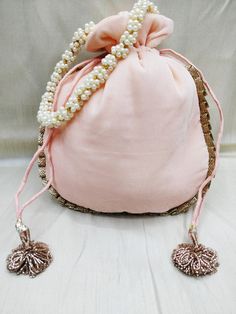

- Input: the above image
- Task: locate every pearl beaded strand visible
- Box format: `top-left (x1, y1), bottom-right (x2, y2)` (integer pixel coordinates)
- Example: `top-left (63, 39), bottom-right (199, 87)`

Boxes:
top-left (37, 1), bottom-right (159, 128)
top-left (37, 21), bottom-right (95, 128)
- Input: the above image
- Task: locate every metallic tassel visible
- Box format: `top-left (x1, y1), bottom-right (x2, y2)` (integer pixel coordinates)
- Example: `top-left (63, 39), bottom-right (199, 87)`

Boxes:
top-left (6, 219), bottom-right (53, 278)
top-left (172, 227), bottom-right (219, 277)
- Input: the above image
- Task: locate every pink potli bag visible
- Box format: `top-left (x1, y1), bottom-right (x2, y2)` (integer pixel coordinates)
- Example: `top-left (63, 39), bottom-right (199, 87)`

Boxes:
top-left (6, 0), bottom-right (224, 278)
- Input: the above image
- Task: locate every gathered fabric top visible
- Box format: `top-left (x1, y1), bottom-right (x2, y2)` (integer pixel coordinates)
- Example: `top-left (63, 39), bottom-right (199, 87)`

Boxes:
top-left (86, 11), bottom-right (174, 52)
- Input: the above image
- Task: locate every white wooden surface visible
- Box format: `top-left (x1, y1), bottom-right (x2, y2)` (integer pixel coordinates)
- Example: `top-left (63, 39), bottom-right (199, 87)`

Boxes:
top-left (0, 154), bottom-right (236, 314)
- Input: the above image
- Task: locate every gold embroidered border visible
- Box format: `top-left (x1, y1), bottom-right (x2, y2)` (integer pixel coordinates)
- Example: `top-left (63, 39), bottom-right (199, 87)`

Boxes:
top-left (37, 64), bottom-right (216, 216)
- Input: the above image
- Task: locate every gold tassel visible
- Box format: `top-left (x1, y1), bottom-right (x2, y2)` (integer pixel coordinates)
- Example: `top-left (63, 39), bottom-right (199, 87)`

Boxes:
top-left (172, 226), bottom-right (219, 277)
top-left (6, 219), bottom-right (53, 278)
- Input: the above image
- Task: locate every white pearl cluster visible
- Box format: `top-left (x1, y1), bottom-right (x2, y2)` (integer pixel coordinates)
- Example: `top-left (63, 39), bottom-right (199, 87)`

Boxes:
top-left (37, 1), bottom-right (159, 128)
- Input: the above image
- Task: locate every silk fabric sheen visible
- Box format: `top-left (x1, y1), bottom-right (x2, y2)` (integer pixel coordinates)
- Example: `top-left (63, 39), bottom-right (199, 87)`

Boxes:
top-left (45, 12), bottom-right (209, 213)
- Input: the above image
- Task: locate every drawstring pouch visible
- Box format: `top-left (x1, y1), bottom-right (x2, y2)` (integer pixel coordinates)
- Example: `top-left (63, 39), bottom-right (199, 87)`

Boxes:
top-left (6, 0), bottom-right (224, 278)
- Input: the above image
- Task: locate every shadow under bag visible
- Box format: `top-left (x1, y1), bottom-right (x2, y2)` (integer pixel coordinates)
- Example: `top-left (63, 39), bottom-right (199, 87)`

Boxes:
top-left (6, 0), bottom-right (224, 278)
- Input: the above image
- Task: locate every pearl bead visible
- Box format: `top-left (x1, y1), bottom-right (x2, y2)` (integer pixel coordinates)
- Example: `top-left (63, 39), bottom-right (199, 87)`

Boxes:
top-left (84, 90), bottom-right (91, 96)
top-left (81, 94), bottom-right (88, 100)
top-left (75, 87), bottom-right (83, 95)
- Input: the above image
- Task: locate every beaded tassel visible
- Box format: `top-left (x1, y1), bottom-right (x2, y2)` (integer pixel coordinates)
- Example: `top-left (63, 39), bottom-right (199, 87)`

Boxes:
top-left (171, 226), bottom-right (219, 277)
top-left (6, 219), bottom-right (53, 278)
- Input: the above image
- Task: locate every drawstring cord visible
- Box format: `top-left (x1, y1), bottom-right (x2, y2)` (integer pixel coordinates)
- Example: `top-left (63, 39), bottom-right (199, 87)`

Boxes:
top-left (160, 48), bottom-right (224, 231)
top-left (6, 56), bottom-right (104, 278)
top-left (15, 57), bottom-right (102, 221)
top-left (163, 49), bottom-right (223, 276)
top-left (192, 77), bottom-right (224, 226)
top-left (15, 129), bottom-right (54, 219)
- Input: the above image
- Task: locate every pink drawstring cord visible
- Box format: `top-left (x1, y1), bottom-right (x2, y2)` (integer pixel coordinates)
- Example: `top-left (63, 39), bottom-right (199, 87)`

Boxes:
top-left (15, 130), bottom-right (54, 219)
top-left (15, 56), bottom-right (103, 221)
top-left (160, 49), bottom-right (224, 228)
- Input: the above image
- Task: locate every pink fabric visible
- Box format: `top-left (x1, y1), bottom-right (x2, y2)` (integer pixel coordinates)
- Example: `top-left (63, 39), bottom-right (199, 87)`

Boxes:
top-left (85, 12), bottom-right (174, 52)
top-left (44, 12), bottom-right (210, 213)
